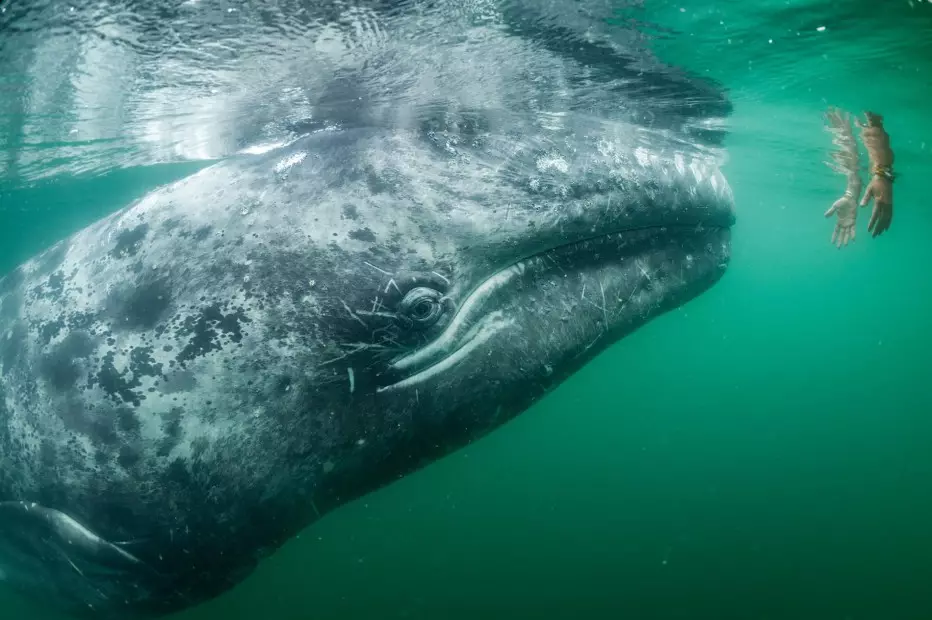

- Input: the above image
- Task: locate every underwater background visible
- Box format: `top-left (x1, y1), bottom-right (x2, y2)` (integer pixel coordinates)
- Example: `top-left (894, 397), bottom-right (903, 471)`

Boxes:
top-left (2, 0), bottom-right (932, 618)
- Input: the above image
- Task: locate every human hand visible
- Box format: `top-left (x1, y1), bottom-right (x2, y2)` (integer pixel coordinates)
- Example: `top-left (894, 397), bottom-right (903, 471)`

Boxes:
top-left (859, 111), bottom-right (885, 129)
top-left (825, 107), bottom-right (853, 132)
top-left (824, 191), bottom-right (859, 248)
top-left (860, 174), bottom-right (893, 237)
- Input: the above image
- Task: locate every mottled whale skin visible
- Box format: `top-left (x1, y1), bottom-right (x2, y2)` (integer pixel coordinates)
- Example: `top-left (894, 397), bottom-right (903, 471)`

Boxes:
top-left (0, 3), bottom-right (735, 618)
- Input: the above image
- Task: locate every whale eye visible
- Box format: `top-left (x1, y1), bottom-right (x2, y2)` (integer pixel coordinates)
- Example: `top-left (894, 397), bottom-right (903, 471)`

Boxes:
top-left (398, 287), bottom-right (444, 328)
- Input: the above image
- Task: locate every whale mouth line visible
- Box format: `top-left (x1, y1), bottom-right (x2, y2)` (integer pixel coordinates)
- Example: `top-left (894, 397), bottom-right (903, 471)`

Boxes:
top-left (377, 312), bottom-right (514, 393)
top-left (377, 221), bottom-right (731, 393)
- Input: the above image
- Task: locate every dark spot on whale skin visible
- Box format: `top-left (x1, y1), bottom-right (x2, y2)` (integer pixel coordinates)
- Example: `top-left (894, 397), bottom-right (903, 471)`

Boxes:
top-left (39, 439), bottom-right (57, 467)
top-left (111, 223), bottom-right (149, 259)
top-left (38, 319), bottom-right (64, 346)
top-left (109, 276), bottom-right (172, 331)
top-left (57, 398), bottom-right (121, 447)
top-left (39, 331), bottom-right (94, 392)
top-left (341, 204), bottom-right (359, 220)
top-left (46, 271), bottom-right (65, 298)
top-left (0, 387), bottom-right (15, 498)
top-left (162, 218), bottom-right (182, 233)
top-left (117, 407), bottom-right (140, 434)
top-left (118, 444), bottom-right (142, 469)
top-left (157, 407), bottom-right (184, 457)
top-left (176, 303), bottom-right (249, 364)
top-left (66, 311), bottom-right (96, 331)
top-left (365, 170), bottom-right (393, 194)
top-left (90, 414), bottom-right (120, 446)
top-left (193, 226), bottom-right (212, 242)
top-left (30, 271), bottom-right (65, 300)
top-left (348, 227), bottom-right (376, 243)
top-left (60, 331), bottom-right (94, 357)
top-left (0, 268), bottom-right (24, 296)
top-left (191, 437), bottom-right (209, 460)
top-left (165, 458), bottom-right (191, 486)
top-left (36, 481), bottom-right (70, 510)
top-left (129, 346), bottom-right (163, 379)
top-left (275, 375), bottom-right (293, 395)
top-left (90, 350), bottom-right (144, 407)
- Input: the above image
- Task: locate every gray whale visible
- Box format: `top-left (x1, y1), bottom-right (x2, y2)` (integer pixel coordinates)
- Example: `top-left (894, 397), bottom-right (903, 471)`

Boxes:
top-left (0, 1), bottom-right (735, 617)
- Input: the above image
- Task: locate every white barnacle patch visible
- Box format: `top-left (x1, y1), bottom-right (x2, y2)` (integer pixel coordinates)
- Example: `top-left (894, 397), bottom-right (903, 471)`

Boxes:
top-left (673, 152), bottom-right (686, 177)
top-left (273, 151), bottom-right (307, 175)
top-left (634, 146), bottom-right (651, 168)
top-left (688, 158), bottom-right (705, 184)
top-left (239, 140), bottom-right (290, 155)
top-left (536, 154), bottom-right (569, 174)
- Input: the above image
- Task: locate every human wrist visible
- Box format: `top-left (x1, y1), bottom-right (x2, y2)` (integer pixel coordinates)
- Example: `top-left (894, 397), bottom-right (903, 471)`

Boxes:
top-left (870, 163), bottom-right (895, 182)
top-left (844, 173), bottom-right (862, 197)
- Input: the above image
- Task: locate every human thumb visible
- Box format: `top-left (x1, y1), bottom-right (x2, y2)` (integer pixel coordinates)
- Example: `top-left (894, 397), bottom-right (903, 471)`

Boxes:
top-left (824, 198), bottom-right (842, 217)
top-left (859, 185), bottom-right (874, 207)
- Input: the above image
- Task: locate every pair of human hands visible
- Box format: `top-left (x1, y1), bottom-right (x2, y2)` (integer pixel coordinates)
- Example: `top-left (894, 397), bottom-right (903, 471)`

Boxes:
top-left (823, 109), bottom-right (893, 248)
top-left (825, 176), bottom-right (892, 247)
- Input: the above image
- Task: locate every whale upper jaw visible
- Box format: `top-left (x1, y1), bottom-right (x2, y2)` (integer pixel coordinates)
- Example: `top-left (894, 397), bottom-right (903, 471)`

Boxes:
top-left (376, 131), bottom-right (737, 391)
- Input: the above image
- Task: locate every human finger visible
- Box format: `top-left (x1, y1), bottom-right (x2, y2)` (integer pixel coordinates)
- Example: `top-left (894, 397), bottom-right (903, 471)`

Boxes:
top-left (874, 204), bottom-right (892, 237)
top-left (868, 204), bottom-right (881, 234)
top-left (840, 227), bottom-right (851, 247)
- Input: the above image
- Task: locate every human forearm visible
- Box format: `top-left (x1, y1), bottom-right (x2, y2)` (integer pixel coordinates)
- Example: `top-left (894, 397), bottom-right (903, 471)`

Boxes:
top-left (861, 112), bottom-right (894, 169)
top-left (825, 107), bottom-right (861, 177)
top-left (843, 171), bottom-right (862, 198)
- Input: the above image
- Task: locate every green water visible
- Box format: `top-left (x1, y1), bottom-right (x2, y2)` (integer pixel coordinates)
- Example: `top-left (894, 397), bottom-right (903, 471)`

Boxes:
top-left (2, 0), bottom-right (932, 618)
